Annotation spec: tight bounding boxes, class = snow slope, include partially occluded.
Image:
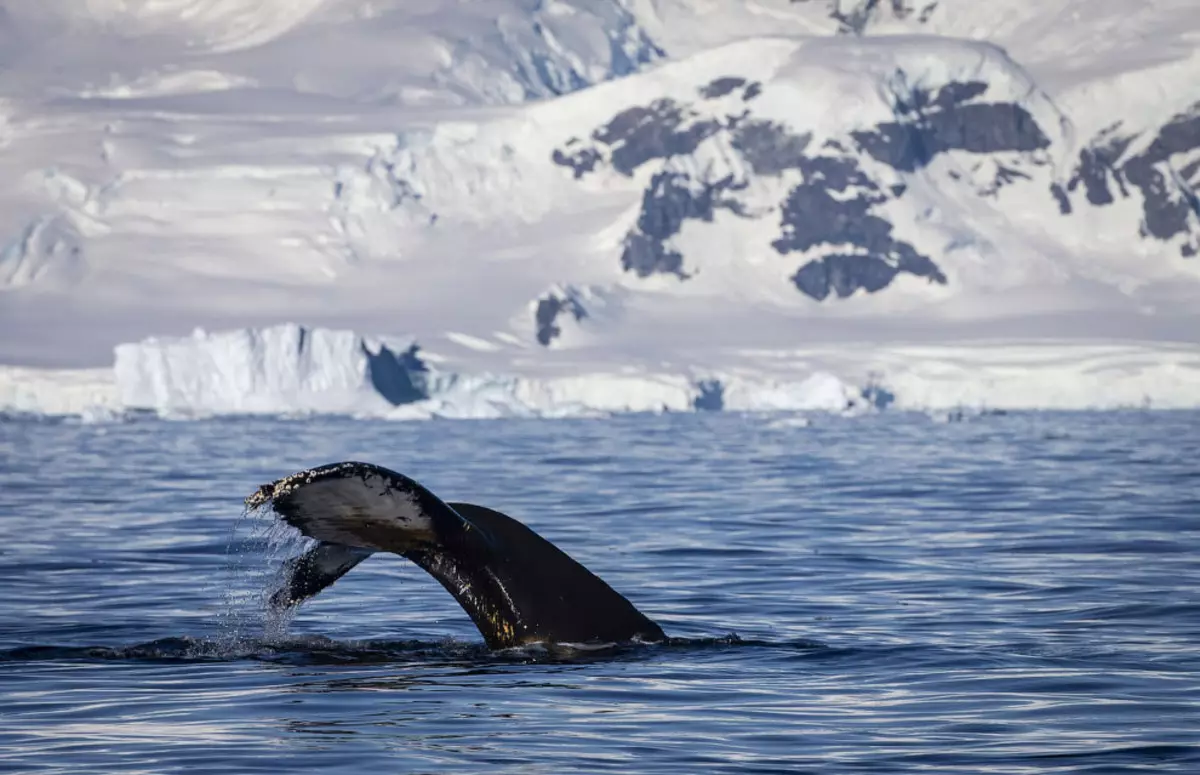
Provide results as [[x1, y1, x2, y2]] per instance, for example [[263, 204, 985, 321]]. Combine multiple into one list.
[[0, 0, 1197, 413]]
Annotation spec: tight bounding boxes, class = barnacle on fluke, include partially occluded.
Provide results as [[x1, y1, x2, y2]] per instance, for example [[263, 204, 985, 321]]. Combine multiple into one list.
[[247, 462, 377, 511], [245, 484, 276, 511]]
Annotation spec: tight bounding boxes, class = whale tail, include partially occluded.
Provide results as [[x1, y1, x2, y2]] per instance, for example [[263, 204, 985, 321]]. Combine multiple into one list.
[[247, 462, 664, 649], [268, 542, 374, 609]]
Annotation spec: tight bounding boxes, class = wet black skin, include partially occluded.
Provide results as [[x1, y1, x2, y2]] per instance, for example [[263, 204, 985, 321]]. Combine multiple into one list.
[[255, 463, 665, 649]]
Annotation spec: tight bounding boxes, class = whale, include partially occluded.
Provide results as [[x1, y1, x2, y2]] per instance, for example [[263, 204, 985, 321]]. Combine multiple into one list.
[[246, 462, 665, 649]]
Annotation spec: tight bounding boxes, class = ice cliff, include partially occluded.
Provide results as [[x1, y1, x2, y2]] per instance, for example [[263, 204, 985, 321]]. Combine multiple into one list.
[[104, 324, 867, 418], [113, 325, 428, 415], [3, 324, 1199, 419]]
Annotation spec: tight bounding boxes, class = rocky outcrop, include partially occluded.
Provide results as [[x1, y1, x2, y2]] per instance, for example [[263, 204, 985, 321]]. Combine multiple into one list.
[[1059, 103, 1200, 257], [851, 81, 1051, 172], [533, 286, 589, 346], [772, 152, 945, 298], [552, 72, 1055, 299], [621, 172, 746, 278]]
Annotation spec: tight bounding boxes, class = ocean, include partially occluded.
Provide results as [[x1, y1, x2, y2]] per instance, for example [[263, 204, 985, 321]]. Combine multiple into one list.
[[1, 410, 1197, 773]]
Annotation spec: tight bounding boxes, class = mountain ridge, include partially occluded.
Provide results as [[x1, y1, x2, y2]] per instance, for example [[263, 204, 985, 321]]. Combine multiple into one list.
[[0, 0, 1197, 370]]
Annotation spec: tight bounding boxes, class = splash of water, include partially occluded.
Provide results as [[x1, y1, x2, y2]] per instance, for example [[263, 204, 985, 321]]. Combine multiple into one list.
[[214, 504, 309, 654]]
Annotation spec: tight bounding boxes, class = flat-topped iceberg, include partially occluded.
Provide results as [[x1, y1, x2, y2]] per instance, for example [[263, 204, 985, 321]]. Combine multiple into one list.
[[113, 324, 428, 416]]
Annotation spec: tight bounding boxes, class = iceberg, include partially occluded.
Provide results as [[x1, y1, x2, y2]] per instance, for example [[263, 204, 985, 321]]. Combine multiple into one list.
[[2, 324, 1198, 420], [112, 324, 428, 416], [0, 366, 118, 417]]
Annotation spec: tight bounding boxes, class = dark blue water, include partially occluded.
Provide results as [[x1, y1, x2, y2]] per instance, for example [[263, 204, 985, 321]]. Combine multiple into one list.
[[1, 411, 1197, 773]]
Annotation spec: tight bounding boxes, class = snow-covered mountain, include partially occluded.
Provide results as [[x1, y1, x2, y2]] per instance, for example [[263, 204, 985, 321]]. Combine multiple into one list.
[[0, 0, 1197, 414]]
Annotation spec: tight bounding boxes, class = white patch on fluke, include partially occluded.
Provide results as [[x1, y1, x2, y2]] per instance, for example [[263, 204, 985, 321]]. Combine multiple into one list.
[[253, 467, 434, 551]]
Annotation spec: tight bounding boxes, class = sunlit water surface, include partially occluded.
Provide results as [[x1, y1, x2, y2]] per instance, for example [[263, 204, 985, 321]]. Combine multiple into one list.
[[1, 411, 1197, 773]]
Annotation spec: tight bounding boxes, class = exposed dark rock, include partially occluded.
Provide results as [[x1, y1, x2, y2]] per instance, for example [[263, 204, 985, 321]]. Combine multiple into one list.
[[894, 244, 947, 282], [1060, 104, 1200, 256], [610, 117, 721, 176], [589, 99, 724, 176], [774, 153, 945, 298], [620, 172, 747, 278], [773, 182, 888, 254], [582, 83, 956, 291], [1050, 183, 1072, 215], [792, 254, 885, 299], [930, 80, 988, 110], [1065, 127, 1131, 205], [853, 81, 1050, 172], [621, 232, 686, 278], [787, 256, 863, 299], [798, 153, 878, 192], [534, 289, 588, 347], [692, 379, 725, 411], [1145, 102, 1200, 162], [772, 155, 890, 253], [552, 141, 602, 179], [855, 103, 1050, 172], [593, 101, 678, 144], [637, 172, 741, 235], [730, 120, 812, 175], [1122, 105, 1200, 244], [553, 96, 746, 179], [700, 77, 746, 99], [980, 164, 1032, 197], [1127, 163, 1192, 241], [553, 71, 1052, 298], [790, 246, 944, 301]]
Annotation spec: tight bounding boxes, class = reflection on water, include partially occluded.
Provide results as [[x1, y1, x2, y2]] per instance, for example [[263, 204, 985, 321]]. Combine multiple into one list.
[[1, 411, 1198, 773]]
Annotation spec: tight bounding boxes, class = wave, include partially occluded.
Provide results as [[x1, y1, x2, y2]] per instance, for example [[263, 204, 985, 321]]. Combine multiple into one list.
[[0, 633, 826, 666]]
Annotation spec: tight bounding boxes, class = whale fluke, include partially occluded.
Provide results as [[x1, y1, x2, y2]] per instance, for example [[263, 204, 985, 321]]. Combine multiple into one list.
[[268, 542, 374, 609], [247, 462, 665, 649]]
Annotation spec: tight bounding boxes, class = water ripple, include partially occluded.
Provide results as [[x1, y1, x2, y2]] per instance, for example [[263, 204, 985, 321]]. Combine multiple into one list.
[[0, 411, 1197, 773]]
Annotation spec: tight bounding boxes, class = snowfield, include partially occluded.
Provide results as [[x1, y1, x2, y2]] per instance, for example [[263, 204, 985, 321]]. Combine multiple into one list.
[[0, 1, 1197, 416]]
